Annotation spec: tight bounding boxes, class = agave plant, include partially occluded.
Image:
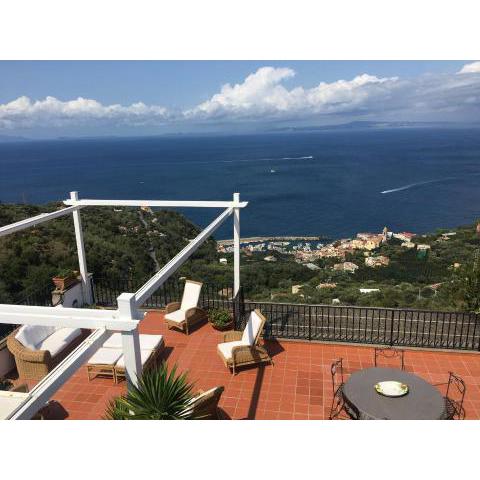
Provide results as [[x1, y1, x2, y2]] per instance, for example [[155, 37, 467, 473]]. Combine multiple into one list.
[[105, 362, 197, 420]]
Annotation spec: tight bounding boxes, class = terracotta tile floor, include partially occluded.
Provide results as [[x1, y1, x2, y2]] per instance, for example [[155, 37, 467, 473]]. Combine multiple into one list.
[[19, 311, 480, 419]]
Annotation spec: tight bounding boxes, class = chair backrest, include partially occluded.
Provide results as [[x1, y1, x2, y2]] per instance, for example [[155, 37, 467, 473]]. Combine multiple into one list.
[[241, 309, 266, 346], [15, 325, 56, 350], [180, 280, 203, 311], [374, 346, 405, 370], [189, 386, 224, 419], [331, 358, 344, 394], [446, 372, 466, 418]]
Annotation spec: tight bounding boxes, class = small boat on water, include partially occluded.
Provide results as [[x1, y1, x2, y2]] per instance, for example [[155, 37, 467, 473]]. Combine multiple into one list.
[[270, 169, 276, 173]]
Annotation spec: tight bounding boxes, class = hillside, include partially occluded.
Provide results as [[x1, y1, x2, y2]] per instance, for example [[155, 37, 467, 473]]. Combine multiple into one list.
[[238, 223, 480, 311], [0, 203, 218, 303], [1, 202, 479, 312]]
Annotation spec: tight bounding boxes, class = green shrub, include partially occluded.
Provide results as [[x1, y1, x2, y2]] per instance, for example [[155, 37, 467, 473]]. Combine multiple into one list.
[[208, 308, 231, 328]]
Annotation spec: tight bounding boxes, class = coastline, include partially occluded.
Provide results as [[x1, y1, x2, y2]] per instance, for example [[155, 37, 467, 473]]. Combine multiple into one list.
[[217, 235, 327, 246]]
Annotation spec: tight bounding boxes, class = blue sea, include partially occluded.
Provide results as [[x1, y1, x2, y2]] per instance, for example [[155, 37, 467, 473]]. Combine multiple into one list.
[[1, 128, 480, 239]]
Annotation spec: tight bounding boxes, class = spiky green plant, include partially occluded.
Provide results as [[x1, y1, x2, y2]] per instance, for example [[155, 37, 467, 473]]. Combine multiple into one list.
[[105, 362, 197, 420]]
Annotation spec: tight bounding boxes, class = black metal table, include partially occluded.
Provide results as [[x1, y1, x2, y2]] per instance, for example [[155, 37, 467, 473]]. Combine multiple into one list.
[[342, 367, 446, 420]]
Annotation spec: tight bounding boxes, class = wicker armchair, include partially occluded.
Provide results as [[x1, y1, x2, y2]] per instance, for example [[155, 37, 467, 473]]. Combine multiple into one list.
[[164, 280, 207, 334], [217, 309, 273, 375], [7, 326, 84, 381], [7, 333, 53, 380], [189, 386, 225, 419]]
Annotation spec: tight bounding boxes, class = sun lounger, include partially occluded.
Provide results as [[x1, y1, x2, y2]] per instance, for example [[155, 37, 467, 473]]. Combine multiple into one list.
[[86, 334, 164, 383], [86, 347, 123, 382]]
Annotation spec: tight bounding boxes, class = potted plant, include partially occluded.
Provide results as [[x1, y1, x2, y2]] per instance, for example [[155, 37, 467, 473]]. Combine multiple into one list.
[[208, 308, 233, 331], [52, 268, 78, 291]]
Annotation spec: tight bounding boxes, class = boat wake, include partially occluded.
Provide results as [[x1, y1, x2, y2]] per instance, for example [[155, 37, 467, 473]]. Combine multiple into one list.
[[219, 155, 314, 164], [381, 177, 457, 194]]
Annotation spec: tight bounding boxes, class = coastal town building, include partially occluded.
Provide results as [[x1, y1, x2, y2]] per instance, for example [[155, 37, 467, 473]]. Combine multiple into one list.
[[365, 255, 390, 268], [219, 258, 228, 265], [333, 262, 359, 273], [317, 283, 337, 289], [291, 285, 303, 294], [359, 288, 380, 293], [305, 263, 320, 271], [401, 241, 415, 249], [264, 255, 277, 262], [417, 244, 431, 251], [393, 232, 416, 242]]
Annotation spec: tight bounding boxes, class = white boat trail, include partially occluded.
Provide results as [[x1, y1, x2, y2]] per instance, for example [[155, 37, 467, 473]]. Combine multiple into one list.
[[381, 177, 457, 194]]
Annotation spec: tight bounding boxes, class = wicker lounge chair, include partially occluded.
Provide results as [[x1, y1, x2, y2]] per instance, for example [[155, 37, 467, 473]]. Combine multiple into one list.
[[187, 386, 225, 419], [86, 347, 123, 383], [164, 280, 207, 334], [114, 341, 164, 382], [86, 333, 165, 383], [217, 309, 273, 375], [7, 325, 83, 380]]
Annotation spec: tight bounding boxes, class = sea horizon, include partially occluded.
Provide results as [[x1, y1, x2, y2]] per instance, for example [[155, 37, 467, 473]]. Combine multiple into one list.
[[1, 127, 480, 239]]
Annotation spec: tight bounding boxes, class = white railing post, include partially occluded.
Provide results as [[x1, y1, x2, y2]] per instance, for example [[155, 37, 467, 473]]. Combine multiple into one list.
[[70, 191, 93, 304], [117, 293, 142, 389], [233, 192, 241, 296]]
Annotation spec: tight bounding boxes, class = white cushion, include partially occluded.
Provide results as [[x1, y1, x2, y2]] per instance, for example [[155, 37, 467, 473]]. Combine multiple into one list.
[[165, 309, 186, 323], [15, 325, 56, 350], [241, 311, 264, 346], [116, 349, 154, 369], [180, 281, 202, 311], [88, 347, 123, 365], [103, 332, 163, 351], [139, 334, 164, 351], [217, 341, 248, 361], [35, 327, 82, 357]]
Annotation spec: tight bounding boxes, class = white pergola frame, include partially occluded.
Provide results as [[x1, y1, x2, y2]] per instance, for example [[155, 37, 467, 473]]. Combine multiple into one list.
[[0, 191, 247, 419]]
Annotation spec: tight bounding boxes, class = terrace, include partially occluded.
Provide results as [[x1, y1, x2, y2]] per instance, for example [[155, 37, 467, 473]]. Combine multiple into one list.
[[1, 192, 479, 420], [6, 310, 480, 420]]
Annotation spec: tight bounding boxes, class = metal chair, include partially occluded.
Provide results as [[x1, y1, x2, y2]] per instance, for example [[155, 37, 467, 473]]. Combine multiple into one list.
[[374, 346, 405, 370], [329, 358, 358, 420], [438, 372, 466, 419]]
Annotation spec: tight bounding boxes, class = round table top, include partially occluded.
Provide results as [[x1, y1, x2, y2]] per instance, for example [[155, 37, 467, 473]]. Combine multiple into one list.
[[342, 367, 446, 420]]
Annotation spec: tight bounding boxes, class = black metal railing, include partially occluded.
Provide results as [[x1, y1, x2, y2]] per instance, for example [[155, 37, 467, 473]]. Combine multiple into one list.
[[93, 279, 480, 352], [93, 277, 236, 312], [237, 299, 480, 351]]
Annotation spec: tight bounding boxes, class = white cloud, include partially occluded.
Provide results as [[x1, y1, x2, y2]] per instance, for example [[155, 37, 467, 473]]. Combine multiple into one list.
[[458, 61, 480, 74], [185, 64, 480, 123], [1, 62, 480, 132], [0, 95, 169, 129], [185, 67, 399, 120]]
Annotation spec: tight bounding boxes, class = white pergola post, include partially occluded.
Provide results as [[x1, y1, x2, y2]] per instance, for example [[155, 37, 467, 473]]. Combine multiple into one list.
[[117, 293, 142, 389], [70, 191, 93, 304], [233, 192, 241, 296]]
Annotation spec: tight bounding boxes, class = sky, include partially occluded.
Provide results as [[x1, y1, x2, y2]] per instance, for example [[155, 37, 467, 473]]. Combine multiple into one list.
[[0, 60, 479, 138]]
